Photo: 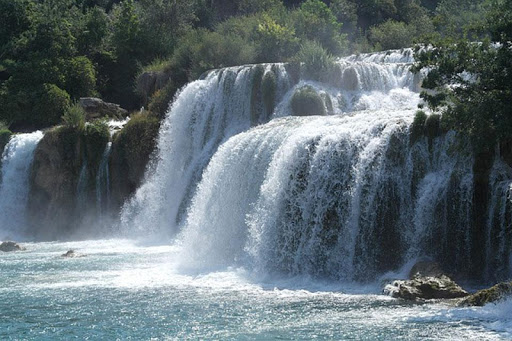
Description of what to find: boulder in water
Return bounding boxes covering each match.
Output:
[384,261,468,300]
[61,250,85,258]
[385,275,469,300]
[0,241,26,252]
[459,282,512,306]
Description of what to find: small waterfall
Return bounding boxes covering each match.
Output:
[75,159,88,216]
[96,142,112,217]
[0,131,43,240]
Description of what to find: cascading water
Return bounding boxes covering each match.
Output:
[96,142,112,217]
[0,131,43,240]
[120,48,511,282]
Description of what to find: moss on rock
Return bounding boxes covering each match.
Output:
[460,282,512,306]
[262,70,277,117]
[291,86,326,116]
[109,113,160,209]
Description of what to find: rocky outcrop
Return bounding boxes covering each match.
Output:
[0,241,25,252]
[136,71,171,106]
[80,97,128,121]
[459,282,512,306]
[385,275,469,300]
[28,127,83,239]
[384,261,469,300]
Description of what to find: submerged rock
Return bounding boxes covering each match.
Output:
[61,250,85,258]
[459,282,512,306]
[0,241,25,252]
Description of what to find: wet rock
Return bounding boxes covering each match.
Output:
[61,250,85,258]
[0,241,25,252]
[80,97,128,121]
[459,282,512,306]
[385,275,469,300]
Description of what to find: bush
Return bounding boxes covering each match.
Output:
[31,84,71,127]
[369,20,415,50]
[84,119,110,168]
[290,86,325,116]
[411,110,427,143]
[294,40,336,82]
[148,82,176,119]
[62,102,86,131]
[0,128,12,155]
[65,56,97,100]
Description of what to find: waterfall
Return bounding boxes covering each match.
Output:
[96,142,112,217]
[0,131,43,240]
[117,48,511,281]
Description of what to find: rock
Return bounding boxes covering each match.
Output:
[79,97,128,121]
[0,241,26,252]
[385,275,469,300]
[61,250,85,258]
[27,127,82,239]
[459,282,512,306]
[136,71,171,106]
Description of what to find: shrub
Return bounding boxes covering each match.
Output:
[34,84,72,127]
[62,102,86,131]
[369,20,415,50]
[294,40,336,82]
[411,110,427,143]
[148,82,176,119]
[0,128,12,155]
[290,86,325,116]
[84,119,110,169]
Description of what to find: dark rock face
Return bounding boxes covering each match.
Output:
[80,97,128,121]
[460,282,512,306]
[28,127,83,239]
[136,71,171,106]
[0,241,25,252]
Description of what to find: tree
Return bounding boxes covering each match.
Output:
[412,0,512,150]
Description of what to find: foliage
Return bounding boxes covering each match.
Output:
[370,20,415,50]
[294,41,336,81]
[412,0,512,150]
[0,128,12,154]
[62,102,86,131]
[290,86,326,116]
[148,82,176,119]
[84,119,110,167]
[411,110,427,143]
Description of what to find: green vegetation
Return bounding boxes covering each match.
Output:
[0,0,509,134]
[262,70,278,116]
[291,86,326,116]
[410,110,427,143]
[84,119,110,167]
[62,103,86,132]
[413,0,512,151]
[0,125,12,155]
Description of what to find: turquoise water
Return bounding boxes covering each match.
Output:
[1,240,511,340]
